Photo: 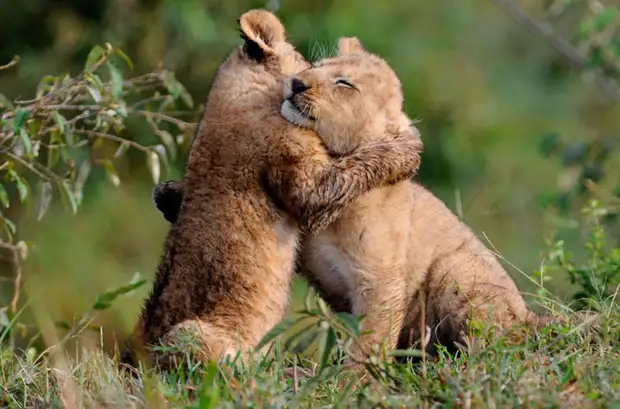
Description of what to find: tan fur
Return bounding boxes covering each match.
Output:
[286,38,551,361]
[151,36,550,366]
[122,13,422,369]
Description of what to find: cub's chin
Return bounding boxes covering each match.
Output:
[281,100,312,128]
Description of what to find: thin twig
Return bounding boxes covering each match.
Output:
[43,104,102,112]
[0,56,19,71]
[129,95,173,110]
[0,242,17,251]
[73,129,151,152]
[490,0,620,102]
[133,109,195,130]
[1,151,56,182]
[10,249,22,314]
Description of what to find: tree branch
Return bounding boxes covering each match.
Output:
[490,0,620,102]
[73,129,151,153]
[0,56,19,71]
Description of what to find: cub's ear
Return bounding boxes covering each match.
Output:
[337,37,366,55]
[238,9,286,61]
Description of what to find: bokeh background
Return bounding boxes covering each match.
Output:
[1,0,618,352]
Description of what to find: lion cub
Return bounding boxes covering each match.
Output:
[122,12,422,369]
[283,37,551,360]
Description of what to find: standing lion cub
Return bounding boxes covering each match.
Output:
[152,37,551,364]
[122,11,422,369]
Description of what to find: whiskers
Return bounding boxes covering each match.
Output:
[309,40,336,62]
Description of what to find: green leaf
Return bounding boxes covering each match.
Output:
[152,144,169,173]
[75,159,91,194]
[113,101,128,118]
[92,301,111,310]
[60,74,72,87]
[283,322,318,352]
[8,170,28,203]
[52,111,74,146]
[106,61,123,100]
[36,75,57,99]
[255,315,309,351]
[0,93,14,110]
[18,129,32,156]
[92,279,147,310]
[317,297,331,317]
[36,181,53,221]
[27,118,43,138]
[85,72,105,89]
[93,115,108,133]
[86,86,102,103]
[0,303,31,344]
[84,45,106,73]
[389,348,425,358]
[47,142,60,169]
[539,132,560,157]
[160,70,181,98]
[290,327,321,354]
[336,312,362,338]
[113,142,130,159]
[114,278,148,295]
[180,89,194,109]
[13,108,32,155]
[58,180,78,214]
[0,184,8,208]
[578,7,618,39]
[319,328,337,371]
[156,130,177,160]
[586,47,604,69]
[195,361,221,409]
[160,70,193,108]
[303,288,314,313]
[114,48,134,71]
[1,214,16,236]
[147,150,160,184]
[103,160,120,187]
[593,7,617,32]
[13,108,30,132]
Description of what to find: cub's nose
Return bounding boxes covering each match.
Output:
[291,78,310,95]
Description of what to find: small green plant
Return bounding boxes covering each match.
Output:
[256,290,363,374]
[256,289,429,391]
[494,1,620,217]
[0,43,197,347]
[542,200,620,310]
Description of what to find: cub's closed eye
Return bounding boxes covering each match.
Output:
[335,79,357,89]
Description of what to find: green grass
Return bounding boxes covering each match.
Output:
[1,197,619,408]
[1,298,619,409]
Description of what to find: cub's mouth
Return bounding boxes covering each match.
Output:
[281,97,316,128]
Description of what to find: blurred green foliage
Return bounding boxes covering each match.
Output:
[0,0,619,351]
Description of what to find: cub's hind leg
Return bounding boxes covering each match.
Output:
[422,249,532,354]
[155,319,242,370]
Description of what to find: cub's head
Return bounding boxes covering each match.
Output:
[189,9,311,156]
[281,37,412,154]
[213,9,310,94]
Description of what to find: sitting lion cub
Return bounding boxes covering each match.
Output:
[282,37,552,360]
[152,38,551,363]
